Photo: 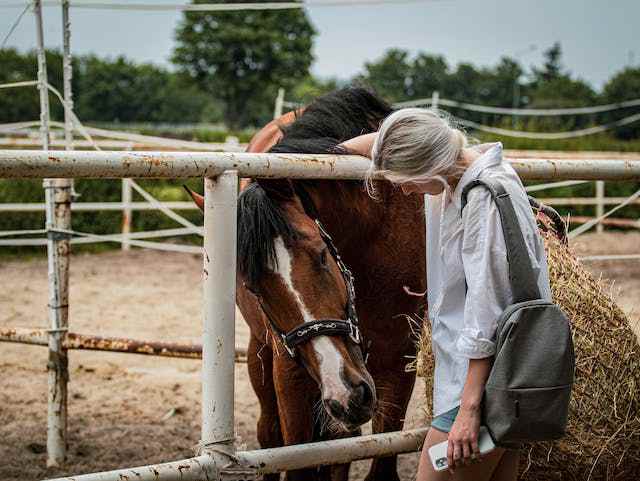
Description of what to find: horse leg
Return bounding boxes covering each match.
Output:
[365,368,417,481]
[272,354,325,481]
[247,335,283,481]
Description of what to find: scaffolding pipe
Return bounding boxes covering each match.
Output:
[236,427,428,474]
[2,150,640,181]
[200,172,238,456]
[45,427,428,481]
[34,0,73,467]
[0,327,248,362]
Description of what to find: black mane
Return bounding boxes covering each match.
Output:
[237,183,297,288]
[270,86,392,155]
[237,87,392,286]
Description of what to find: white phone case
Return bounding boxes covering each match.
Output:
[428,426,496,472]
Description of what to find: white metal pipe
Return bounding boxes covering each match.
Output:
[121,179,132,251]
[34,0,71,467]
[201,172,238,451]
[236,427,428,474]
[61,0,74,152]
[43,427,427,481]
[0,201,198,212]
[273,87,285,119]
[595,180,605,234]
[44,455,214,481]
[2,150,640,181]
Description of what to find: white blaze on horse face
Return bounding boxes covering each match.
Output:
[272,237,349,406]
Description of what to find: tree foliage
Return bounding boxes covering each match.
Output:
[172,0,315,128]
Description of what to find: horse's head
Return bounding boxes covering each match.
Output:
[186,180,376,430]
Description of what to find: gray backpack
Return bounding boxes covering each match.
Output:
[462,178,575,447]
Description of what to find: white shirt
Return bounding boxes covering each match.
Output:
[425,142,552,417]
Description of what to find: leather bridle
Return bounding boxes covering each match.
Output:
[251,219,362,359]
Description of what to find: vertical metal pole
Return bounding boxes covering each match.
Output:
[431,90,439,111]
[35,0,71,467]
[62,0,74,153]
[121,178,132,251]
[273,87,285,119]
[201,171,238,455]
[595,180,605,234]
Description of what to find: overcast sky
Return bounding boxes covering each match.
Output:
[1,0,638,91]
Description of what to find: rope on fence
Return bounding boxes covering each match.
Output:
[0,227,201,253]
[455,112,640,140]
[568,187,640,239]
[0,80,39,90]
[0,228,47,238]
[0,1,31,50]
[525,180,591,193]
[393,96,640,116]
[128,179,203,237]
[0,120,41,133]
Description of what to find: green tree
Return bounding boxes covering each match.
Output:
[532,42,563,83]
[602,67,640,139]
[172,0,315,128]
[409,53,449,99]
[0,48,68,123]
[290,75,340,104]
[358,49,411,102]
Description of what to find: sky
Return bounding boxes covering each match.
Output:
[1,0,638,92]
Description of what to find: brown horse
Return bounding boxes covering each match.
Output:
[189,88,426,481]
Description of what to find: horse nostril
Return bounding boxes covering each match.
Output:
[325,399,345,419]
[353,381,373,409]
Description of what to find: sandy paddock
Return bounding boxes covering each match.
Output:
[0,232,638,481]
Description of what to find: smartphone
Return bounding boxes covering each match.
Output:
[428,426,496,472]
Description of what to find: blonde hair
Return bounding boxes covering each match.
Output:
[365,108,467,196]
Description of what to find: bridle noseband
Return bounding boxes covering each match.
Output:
[251,219,363,360]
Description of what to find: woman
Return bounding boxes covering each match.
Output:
[340,108,552,481]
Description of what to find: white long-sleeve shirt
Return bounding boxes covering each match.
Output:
[426,142,552,417]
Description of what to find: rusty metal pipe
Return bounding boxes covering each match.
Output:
[2,150,640,180]
[0,327,247,362]
[236,427,428,474]
[44,428,428,480]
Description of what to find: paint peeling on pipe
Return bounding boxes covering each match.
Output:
[2,150,640,180]
[44,454,215,481]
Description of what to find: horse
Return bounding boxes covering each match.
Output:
[188,87,426,481]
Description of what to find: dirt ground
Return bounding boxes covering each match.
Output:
[0,232,638,481]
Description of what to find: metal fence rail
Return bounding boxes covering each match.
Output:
[0,149,639,480]
[2,150,640,180]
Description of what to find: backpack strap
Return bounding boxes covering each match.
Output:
[461,178,542,303]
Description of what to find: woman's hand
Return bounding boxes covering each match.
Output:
[447,404,482,472]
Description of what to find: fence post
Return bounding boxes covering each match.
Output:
[431,90,440,111]
[595,180,605,234]
[35,0,71,467]
[274,87,285,119]
[201,172,238,459]
[121,178,132,251]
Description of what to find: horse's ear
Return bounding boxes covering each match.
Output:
[256,178,295,201]
[183,185,205,212]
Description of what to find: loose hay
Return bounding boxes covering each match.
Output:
[414,214,640,480]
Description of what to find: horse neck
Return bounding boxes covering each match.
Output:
[295,180,420,255]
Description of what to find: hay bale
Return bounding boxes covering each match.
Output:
[415,214,640,480]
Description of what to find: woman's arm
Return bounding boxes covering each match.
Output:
[447,358,492,470]
[338,132,378,158]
